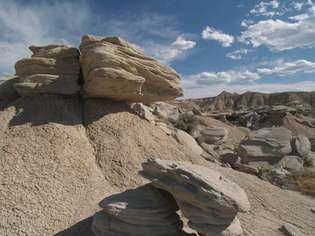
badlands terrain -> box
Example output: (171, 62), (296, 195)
(0, 35), (314, 236)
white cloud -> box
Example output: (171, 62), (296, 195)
(0, 0), (91, 76)
(201, 26), (234, 47)
(241, 19), (254, 27)
(145, 36), (196, 64)
(257, 59), (315, 76)
(294, 0), (314, 10)
(186, 70), (260, 87)
(172, 36), (196, 50)
(239, 6), (315, 51)
(226, 48), (250, 60)
(250, 0), (281, 17)
(183, 80), (315, 98)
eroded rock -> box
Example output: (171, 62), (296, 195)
(79, 35), (182, 102)
(141, 159), (250, 236)
(92, 184), (184, 236)
(238, 127), (292, 162)
(14, 45), (80, 96)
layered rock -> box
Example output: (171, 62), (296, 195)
(238, 127), (292, 162)
(14, 45), (80, 96)
(141, 159), (250, 236)
(79, 35), (182, 102)
(92, 184), (185, 236)
(197, 127), (228, 145)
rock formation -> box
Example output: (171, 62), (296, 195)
(14, 45), (80, 96)
(238, 127), (292, 162)
(141, 159), (250, 236)
(79, 35), (182, 102)
(92, 184), (185, 236)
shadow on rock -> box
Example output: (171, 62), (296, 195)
(54, 217), (94, 236)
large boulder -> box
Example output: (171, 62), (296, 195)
(14, 45), (80, 96)
(79, 35), (182, 102)
(141, 159), (250, 236)
(292, 135), (311, 158)
(152, 102), (180, 122)
(238, 127), (292, 162)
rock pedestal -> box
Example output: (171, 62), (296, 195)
(141, 159), (250, 236)
(14, 45), (80, 96)
(92, 184), (186, 236)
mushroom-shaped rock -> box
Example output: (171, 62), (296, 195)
(92, 184), (185, 236)
(79, 34), (183, 102)
(14, 45), (80, 96)
(140, 159), (250, 236)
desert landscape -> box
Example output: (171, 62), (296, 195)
(1, 1), (315, 236)
(0, 34), (314, 236)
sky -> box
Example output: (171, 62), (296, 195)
(1, 0), (315, 98)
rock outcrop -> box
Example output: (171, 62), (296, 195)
(141, 159), (250, 236)
(197, 127), (228, 145)
(79, 35), (182, 102)
(238, 127), (292, 162)
(14, 45), (80, 96)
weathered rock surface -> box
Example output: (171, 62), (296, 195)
(277, 156), (304, 173)
(152, 102), (180, 122)
(292, 135), (311, 158)
(130, 102), (155, 122)
(238, 127), (292, 162)
(14, 45), (80, 96)
(92, 184), (184, 236)
(141, 159), (250, 236)
(0, 95), (111, 236)
(79, 35), (182, 102)
(173, 129), (204, 156)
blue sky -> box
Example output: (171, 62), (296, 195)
(1, 0), (315, 98)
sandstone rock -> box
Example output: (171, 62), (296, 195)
(197, 127), (228, 145)
(0, 76), (19, 100)
(130, 103), (155, 122)
(79, 35), (182, 102)
(152, 102), (180, 122)
(199, 142), (220, 159)
(141, 159), (250, 236)
(278, 156), (304, 173)
(292, 135), (311, 158)
(238, 127), (292, 162)
(14, 45), (80, 96)
(173, 129), (204, 156)
(279, 223), (301, 236)
(92, 184), (184, 236)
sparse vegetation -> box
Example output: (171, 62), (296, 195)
(173, 112), (198, 133)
